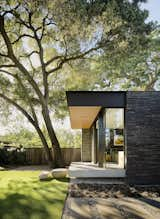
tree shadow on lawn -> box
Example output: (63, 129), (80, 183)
(0, 178), (68, 219)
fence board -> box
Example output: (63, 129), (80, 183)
(24, 147), (80, 165)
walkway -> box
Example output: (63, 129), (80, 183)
(69, 162), (125, 178)
(62, 176), (160, 219)
(62, 196), (160, 219)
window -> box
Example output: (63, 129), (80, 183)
(105, 108), (124, 129)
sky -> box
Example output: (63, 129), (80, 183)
(141, 0), (160, 23)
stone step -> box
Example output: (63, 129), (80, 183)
(70, 178), (125, 184)
(69, 168), (126, 178)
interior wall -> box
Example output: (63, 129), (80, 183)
(81, 129), (92, 162)
(91, 124), (97, 164)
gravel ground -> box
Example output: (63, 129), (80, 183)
(69, 183), (160, 199)
(63, 183), (160, 219)
(62, 183), (160, 219)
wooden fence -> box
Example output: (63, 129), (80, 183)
(25, 147), (81, 165)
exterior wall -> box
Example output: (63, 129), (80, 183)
(82, 129), (92, 161)
(126, 91), (160, 184)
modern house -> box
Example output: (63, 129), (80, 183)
(66, 91), (160, 184)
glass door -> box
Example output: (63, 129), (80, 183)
(104, 108), (125, 168)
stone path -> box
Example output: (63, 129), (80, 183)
(62, 179), (160, 219)
(62, 196), (160, 219)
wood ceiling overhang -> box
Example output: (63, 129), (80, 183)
(66, 91), (126, 129)
(69, 106), (101, 129)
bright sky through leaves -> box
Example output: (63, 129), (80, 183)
(141, 0), (160, 23)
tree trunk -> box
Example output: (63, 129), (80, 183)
(42, 105), (64, 167)
(0, 93), (54, 168)
(35, 124), (54, 168)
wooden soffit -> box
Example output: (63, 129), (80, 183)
(69, 106), (101, 129)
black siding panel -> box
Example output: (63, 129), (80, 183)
(66, 91), (126, 107)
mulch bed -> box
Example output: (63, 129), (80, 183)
(69, 183), (160, 199)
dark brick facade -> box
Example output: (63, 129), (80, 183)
(126, 91), (160, 184)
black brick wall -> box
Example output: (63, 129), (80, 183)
(126, 91), (160, 184)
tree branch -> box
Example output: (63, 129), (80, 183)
(145, 77), (157, 91)
(40, 16), (47, 40)
(12, 11), (31, 29)
(45, 55), (64, 67)
(0, 92), (52, 165)
(16, 75), (39, 125)
(0, 15), (45, 105)
(145, 66), (159, 91)
(0, 69), (15, 77)
(0, 64), (16, 68)
(47, 45), (102, 75)
(2, 3), (20, 16)
(0, 68), (39, 125)
(11, 34), (34, 44)
(27, 13), (49, 101)
(0, 93), (35, 125)
(19, 50), (39, 58)
(0, 52), (8, 57)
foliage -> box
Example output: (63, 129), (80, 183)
(0, 147), (26, 165)
(0, 171), (68, 219)
(91, 27), (160, 91)
(0, 128), (81, 148)
(0, 0), (153, 115)
(56, 129), (81, 148)
(0, 129), (43, 147)
(0, 0), (153, 165)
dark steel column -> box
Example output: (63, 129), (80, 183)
(98, 110), (105, 167)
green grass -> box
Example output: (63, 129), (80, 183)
(0, 171), (68, 219)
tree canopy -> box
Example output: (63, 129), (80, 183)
(91, 27), (160, 91)
(0, 128), (81, 148)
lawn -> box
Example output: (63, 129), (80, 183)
(0, 171), (68, 219)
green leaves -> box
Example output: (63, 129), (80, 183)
(0, 0), (155, 121)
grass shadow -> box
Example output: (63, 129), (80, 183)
(0, 171), (68, 219)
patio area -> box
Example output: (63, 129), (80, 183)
(68, 162), (126, 178)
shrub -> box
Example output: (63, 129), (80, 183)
(0, 147), (26, 165)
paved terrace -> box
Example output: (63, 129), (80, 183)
(68, 162), (126, 178)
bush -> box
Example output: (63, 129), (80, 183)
(0, 147), (26, 165)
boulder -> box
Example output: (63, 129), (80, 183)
(0, 166), (5, 171)
(39, 171), (51, 181)
(51, 168), (68, 178)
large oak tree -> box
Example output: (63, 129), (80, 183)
(0, 0), (152, 167)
